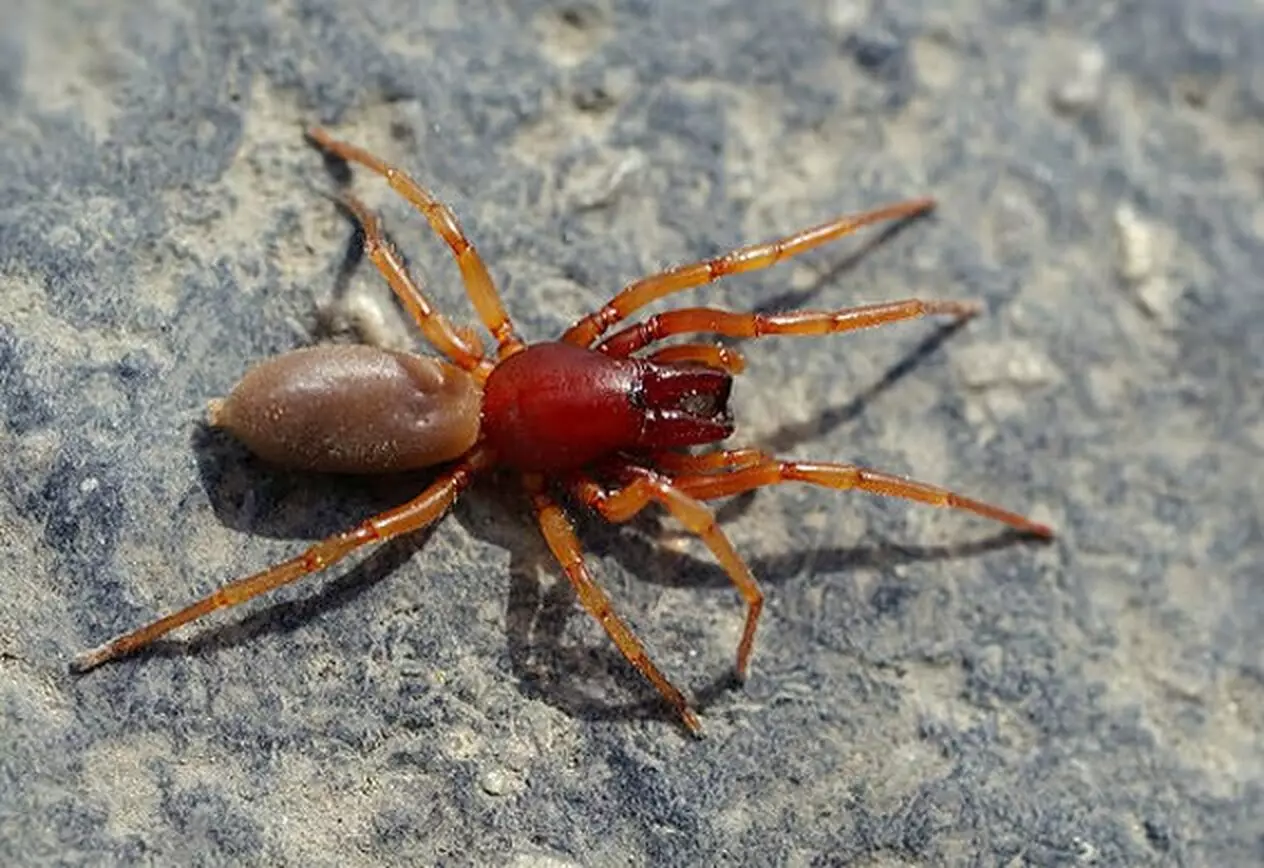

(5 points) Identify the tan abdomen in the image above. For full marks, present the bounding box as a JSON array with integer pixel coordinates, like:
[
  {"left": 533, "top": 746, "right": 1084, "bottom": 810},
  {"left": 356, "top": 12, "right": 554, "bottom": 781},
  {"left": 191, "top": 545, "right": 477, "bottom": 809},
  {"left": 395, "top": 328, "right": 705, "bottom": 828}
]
[{"left": 208, "top": 344, "right": 481, "bottom": 474}]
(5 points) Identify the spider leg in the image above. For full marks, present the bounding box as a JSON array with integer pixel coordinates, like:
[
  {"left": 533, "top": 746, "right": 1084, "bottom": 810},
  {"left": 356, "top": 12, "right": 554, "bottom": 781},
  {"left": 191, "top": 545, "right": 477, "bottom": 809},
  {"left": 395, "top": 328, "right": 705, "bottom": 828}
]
[
  {"left": 572, "top": 466, "right": 764, "bottom": 682},
  {"left": 71, "top": 450, "right": 491, "bottom": 674},
  {"left": 307, "top": 127, "right": 525, "bottom": 359},
  {"left": 333, "top": 192, "right": 491, "bottom": 377},
  {"left": 645, "top": 343, "right": 747, "bottom": 374},
  {"left": 647, "top": 448, "right": 766, "bottom": 476},
  {"left": 522, "top": 472, "right": 702, "bottom": 734},
  {"left": 597, "top": 298, "right": 978, "bottom": 357},
  {"left": 563, "top": 198, "right": 936, "bottom": 347},
  {"left": 672, "top": 452, "right": 1053, "bottom": 537}
]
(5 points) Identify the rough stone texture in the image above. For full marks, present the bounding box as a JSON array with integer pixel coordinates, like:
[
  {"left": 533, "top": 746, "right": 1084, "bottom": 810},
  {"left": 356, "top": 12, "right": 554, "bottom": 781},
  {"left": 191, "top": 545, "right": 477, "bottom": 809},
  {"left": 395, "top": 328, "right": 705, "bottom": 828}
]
[{"left": 2, "top": 1, "right": 1261, "bottom": 865}]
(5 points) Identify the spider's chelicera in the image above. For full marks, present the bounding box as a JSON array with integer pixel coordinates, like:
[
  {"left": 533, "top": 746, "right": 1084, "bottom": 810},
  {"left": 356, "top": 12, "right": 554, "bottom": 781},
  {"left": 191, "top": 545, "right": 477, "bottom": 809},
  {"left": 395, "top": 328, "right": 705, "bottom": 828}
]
[{"left": 72, "top": 128, "right": 1052, "bottom": 734}]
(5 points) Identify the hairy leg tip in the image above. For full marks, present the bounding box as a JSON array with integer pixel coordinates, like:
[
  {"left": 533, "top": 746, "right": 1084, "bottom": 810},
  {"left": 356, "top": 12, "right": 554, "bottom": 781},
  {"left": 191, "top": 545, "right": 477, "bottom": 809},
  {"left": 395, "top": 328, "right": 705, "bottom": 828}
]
[{"left": 69, "top": 648, "right": 107, "bottom": 674}]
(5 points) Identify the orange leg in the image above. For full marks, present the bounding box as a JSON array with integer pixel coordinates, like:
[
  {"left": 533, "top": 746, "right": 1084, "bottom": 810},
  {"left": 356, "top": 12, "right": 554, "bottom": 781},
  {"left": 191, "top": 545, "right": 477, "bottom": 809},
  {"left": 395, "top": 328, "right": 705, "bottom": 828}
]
[
  {"left": 334, "top": 192, "right": 490, "bottom": 377},
  {"left": 597, "top": 298, "right": 979, "bottom": 357},
  {"left": 563, "top": 198, "right": 936, "bottom": 348},
  {"left": 522, "top": 473, "right": 702, "bottom": 735},
  {"left": 71, "top": 450, "right": 491, "bottom": 673},
  {"left": 307, "top": 127, "right": 524, "bottom": 358},
  {"left": 648, "top": 447, "right": 766, "bottom": 476},
  {"left": 644, "top": 342, "right": 747, "bottom": 374},
  {"left": 672, "top": 453, "right": 1053, "bottom": 537},
  {"left": 573, "top": 468, "right": 764, "bottom": 682}
]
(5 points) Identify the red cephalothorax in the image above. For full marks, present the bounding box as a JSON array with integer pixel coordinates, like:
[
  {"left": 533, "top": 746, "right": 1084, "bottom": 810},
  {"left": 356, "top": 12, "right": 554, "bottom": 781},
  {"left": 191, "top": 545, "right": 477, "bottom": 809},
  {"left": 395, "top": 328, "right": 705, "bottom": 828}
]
[
  {"left": 480, "top": 341, "right": 734, "bottom": 472},
  {"left": 73, "top": 127, "right": 1052, "bottom": 735}
]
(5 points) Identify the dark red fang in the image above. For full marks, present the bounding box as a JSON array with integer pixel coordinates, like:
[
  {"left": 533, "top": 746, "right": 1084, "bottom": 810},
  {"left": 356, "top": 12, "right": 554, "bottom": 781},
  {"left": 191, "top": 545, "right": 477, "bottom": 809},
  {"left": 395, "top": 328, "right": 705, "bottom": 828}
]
[{"left": 635, "top": 364, "right": 734, "bottom": 449}]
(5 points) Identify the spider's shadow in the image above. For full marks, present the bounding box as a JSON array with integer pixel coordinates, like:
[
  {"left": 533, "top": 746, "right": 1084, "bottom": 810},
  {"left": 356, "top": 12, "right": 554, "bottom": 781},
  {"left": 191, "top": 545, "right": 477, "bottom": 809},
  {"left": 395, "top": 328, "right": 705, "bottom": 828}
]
[
  {"left": 700, "top": 205, "right": 961, "bottom": 524},
  {"left": 191, "top": 424, "right": 445, "bottom": 540},
  {"left": 159, "top": 415, "right": 1038, "bottom": 735},
  {"left": 748, "top": 204, "right": 933, "bottom": 316},
  {"left": 130, "top": 426, "right": 460, "bottom": 666},
  {"left": 131, "top": 175, "right": 457, "bottom": 669},
  {"left": 307, "top": 171, "right": 435, "bottom": 344},
  {"left": 137, "top": 523, "right": 435, "bottom": 664},
  {"left": 710, "top": 316, "right": 971, "bottom": 526},
  {"left": 452, "top": 317, "right": 1041, "bottom": 731},
  {"left": 492, "top": 504, "right": 1039, "bottom": 729}
]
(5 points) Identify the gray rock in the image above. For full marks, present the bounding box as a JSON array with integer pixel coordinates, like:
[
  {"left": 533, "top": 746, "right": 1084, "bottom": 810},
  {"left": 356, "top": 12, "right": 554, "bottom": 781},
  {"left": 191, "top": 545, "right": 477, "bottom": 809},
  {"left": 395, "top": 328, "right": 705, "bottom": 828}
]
[{"left": 2, "top": 0, "right": 1261, "bottom": 865}]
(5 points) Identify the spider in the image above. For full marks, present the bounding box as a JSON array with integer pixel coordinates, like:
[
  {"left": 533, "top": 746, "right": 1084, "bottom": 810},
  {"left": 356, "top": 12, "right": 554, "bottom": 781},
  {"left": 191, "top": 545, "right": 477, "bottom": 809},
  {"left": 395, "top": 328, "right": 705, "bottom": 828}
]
[{"left": 72, "top": 127, "right": 1053, "bottom": 734}]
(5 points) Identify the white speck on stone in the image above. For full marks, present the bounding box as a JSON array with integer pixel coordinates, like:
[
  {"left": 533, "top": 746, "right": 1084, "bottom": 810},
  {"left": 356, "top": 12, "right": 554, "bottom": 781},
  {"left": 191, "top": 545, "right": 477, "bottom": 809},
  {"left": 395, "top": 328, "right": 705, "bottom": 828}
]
[
  {"left": 318, "top": 288, "right": 414, "bottom": 353},
  {"left": 79, "top": 477, "right": 99, "bottom": 494},
  {"left": 1050, "top": 42, "right": 1107, "bottom": 114},
  {"left": 953, "top": 341, "right": 1060, "bottom": 389},
  {"left": 479, "top": 766, "right": 515, "bottom": 797},
  {"left": 1113, "top": 203, "right": 1155, "bottom": 285},
  {"left": 345, "top": 291, "right": 413, "bottom": 352},
  {"left": 826, "top": 0, "right": 869, "bottom": 34},
  {"left": 565, "top": 149, "right": 647, "bottom": 211},
  {"left": 1133, "top": 276, "right": 1181, "bottom": 328},
  {"left": 1074, "top": 836, "right": 1099, "bottom": 863},
  {"left": 1113, "top": 204, "right": 1180, "bottom": 327}
]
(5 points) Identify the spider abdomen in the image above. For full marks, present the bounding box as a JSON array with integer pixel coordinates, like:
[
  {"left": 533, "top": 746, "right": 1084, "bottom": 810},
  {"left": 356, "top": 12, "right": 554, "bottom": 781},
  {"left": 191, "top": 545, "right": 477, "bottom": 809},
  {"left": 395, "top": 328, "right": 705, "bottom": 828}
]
[
  {"left": 209, "top": 344, "right": 481, "bottom": 474},
  {"left": 481, "top": 341, "right": 735, "bottom": 472}
]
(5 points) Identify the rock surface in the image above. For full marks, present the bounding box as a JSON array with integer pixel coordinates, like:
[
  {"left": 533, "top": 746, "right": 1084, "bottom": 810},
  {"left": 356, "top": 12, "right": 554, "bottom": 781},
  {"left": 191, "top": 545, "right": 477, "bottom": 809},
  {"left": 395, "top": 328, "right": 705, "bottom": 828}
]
[{"left": 2, "top": 1, "right": 1261, "bottom": 864}]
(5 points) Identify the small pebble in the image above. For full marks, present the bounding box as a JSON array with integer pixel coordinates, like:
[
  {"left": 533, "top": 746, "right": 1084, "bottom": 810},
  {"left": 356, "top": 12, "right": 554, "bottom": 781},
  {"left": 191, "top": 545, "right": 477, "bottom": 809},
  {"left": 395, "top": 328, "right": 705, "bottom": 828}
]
[
  {"left": 1113, "top": 203, "right": 1155, "bottom": 285},
  {"left": 479, "top": 767, "right": 516, "bottom": 797},
  {"left": 826, "top": 0, "right": 868, "bottom": 35},
  {"left": 319, "top": 289, "right": 414, "bottom": 352},
  {"left": 1050, "top": 42, "right": 1107, "bottom": 114},
  {"left": 1113, "top": 203, "right": 1180, "bottom": 327}
]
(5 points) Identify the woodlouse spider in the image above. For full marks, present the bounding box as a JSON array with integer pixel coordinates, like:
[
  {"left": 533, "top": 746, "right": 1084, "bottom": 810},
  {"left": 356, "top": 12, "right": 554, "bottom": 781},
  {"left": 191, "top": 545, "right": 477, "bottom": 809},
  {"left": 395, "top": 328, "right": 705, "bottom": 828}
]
[{"left": 71, "top": 127, "right": 1053, "bottom": 734}]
